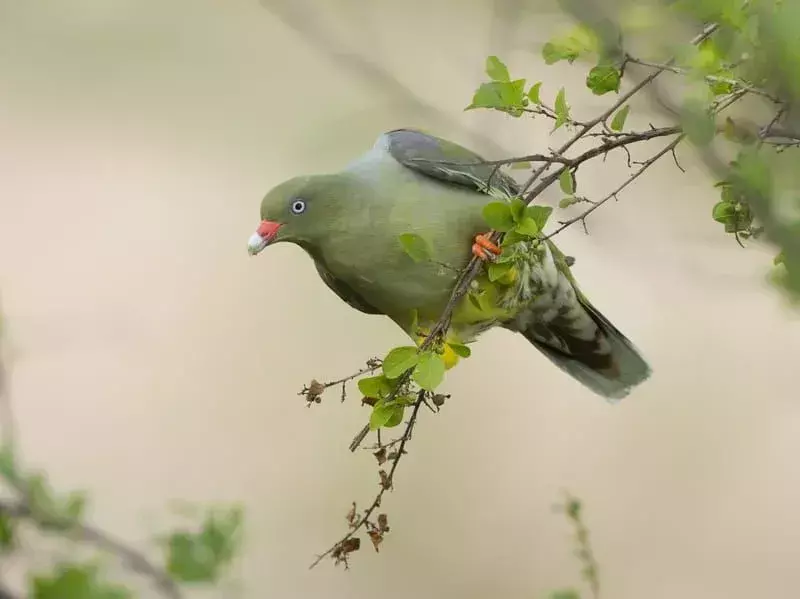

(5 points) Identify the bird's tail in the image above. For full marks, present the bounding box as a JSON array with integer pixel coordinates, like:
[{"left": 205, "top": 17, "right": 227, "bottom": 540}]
[{"left": 517, "top": 296, "right": 652, "bottom": 402}]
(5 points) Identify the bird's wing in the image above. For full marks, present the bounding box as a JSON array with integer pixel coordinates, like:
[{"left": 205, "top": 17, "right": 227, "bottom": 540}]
[
  {"left": 384, "top": 128, "right": 521, "bottom": 198},
  {"left": 313, "top": 262, "right": 383, "bottom": 315}
]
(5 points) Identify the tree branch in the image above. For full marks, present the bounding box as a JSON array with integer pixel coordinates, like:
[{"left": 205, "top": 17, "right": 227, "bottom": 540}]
[
  {"left": 0, "top": 312, "right": 183, "bottom": 598},
  {"left": 298, "top": 358, "right": 382, "bottom": 405},
  {"left": 546, "top": 134, "right": 685, "bottom": 238},
  {"left": 309, "top": 391, "right": 425, "bottom": 569},
  {"left": 624, "top": 56, "right": 780, "bottom": 102},
  {"left": 347, "top": 24, "right": 721, "bottom": 456}
]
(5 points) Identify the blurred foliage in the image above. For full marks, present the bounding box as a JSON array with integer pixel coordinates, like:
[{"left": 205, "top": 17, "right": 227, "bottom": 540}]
[
  {"left": 0, "top": 443, "right": 244, "bottom": 598},
  {"left": 0, "top": 309, "right": 244, "bottom": 598},
  {"left": 4, "top": 0, "right": 800, "bottom": 593},
  {"left": 540, "top": 0, "right": 800, "bottom": 301},
  {"left": 463, "top": 0, "right": 799, "bottom": 303}
]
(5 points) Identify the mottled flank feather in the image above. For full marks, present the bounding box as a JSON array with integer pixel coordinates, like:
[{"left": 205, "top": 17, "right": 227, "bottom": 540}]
[{"left": 502, "top": 242, "right": 650, "bottom": 400}]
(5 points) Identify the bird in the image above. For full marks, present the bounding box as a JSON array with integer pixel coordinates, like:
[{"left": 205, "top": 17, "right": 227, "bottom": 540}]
[{"left": 247, "top": 128, "right": 651, "bottom": 400}]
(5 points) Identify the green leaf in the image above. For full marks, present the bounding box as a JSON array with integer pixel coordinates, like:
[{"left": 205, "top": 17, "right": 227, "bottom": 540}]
[
  {"left": 384, "top": 405, "right": 405, "bottom": 428},
  {"left": 369, "top": 401, "right": 404, "bottom": 430},
  {"left": 510, "top": 197, "right": 527, "bottom": 223},
  {"left": 550, "top": 588, "right": 582, "bottom": 599},
  {"left": 0, "top": 444, "right": 19, "bottom": 483},
  {"left": 0, "top": 510, "right": 15, "bottom": 552},
  {"left": 515, "top": 217, "right": 540, "bottom": 237},
  {"left": 487, "top": 262, "right": 513, "bottom": 282},
  {"left": 467, "top": 288, "right": 494, "bottom": 313},
  {"left": 382, "top": 346, "right": 420, "bottom": 379},
  {"left": 731, "top": 146, "right": 773, "bottom": 199},
  {"left": 559, "top": 196, "right": 579, "bottom": 209},
  {"left": 527, "top": 82, "right": 542, "bottom": 104},
  {"left": 395, "top": 394, "right": 419, "bottom": 406},
  {"left": 510, "top": 161, "right": 530, "bottom": 170},
  {"left": 63, "top": 492, "right": 87, "bottom": 522},
  {"left": 165, "top": 507, "right": 243, "bottom": 584},
  {"left": 541, "top": 25, "right": 598, "bottom": 65},
  {"left": 466, "top": 80, "right": 527, "bottom": 116},
  {"left": 610, "top": 105, "right": 630, "bottom": 131},
  {"left": 559, "top": 169, "right": 575, "bottom": 194},
  {"left": 357, "top": 375, "right": 393, "bottom": 399},
  {"left": 687, "top": 38, "right": 723, "bottom": 74},
  {"left": 31, "top": 564, "right": 133, "bottom": 599},
  {"left": 485, "top": 55, "right": 510, "bottom": 81},
  {"left": 708, "top": 76, "right": 735, "bottom": 96},
  {"left": 712, "top": 201, "right": 735, "bottom": 224},
  {"left": 412, "top": 352, "right": 446, "bottom": 391},
  {"left": 449, "top": 343, "right": 472, "bottom": 358},
  {"left": 482, "top": 202, "right": 515, "bottom": 231},
  {"left": 586, "top": 64, "right": 621, "bottom": 95},
  {"left": 681, "top": 97, "right": 716, "bottom": 146},
  {"left": 500, "top": 230, "right": 526, "bottom": 246},
  {"left": 554, "top": 87, "right": 571, "bottom": 130},
  {"left": 525, "top": 205, "right": 554, "bottom": 230},
  {"left": 398, "top": 233, "right": 432, "bottom": 263}
]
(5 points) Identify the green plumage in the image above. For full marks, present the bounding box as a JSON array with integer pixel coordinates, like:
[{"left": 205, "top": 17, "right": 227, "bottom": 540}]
[{"left": 250, "top": 128, "right": 651, "bottom": 400}]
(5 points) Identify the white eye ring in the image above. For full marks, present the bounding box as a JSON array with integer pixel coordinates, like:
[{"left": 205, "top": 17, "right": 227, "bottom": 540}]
[{"left": 290, "top": 199, "right": 306, "bottom": 214}]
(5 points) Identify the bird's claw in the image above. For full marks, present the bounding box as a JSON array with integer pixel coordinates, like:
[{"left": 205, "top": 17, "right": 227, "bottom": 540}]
[{"left": 472, "top": 233, "right": 502, "bottom": 262}]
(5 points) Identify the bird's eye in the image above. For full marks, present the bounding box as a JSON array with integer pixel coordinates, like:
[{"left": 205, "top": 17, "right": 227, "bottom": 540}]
[{"left": 290, "top": 199, "right": 306, "bottom": 214}]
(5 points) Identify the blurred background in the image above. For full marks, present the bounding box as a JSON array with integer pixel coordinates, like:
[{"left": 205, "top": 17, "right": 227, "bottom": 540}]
[{"left": 1, "top": 0, "right": 799, "bottom": 597}]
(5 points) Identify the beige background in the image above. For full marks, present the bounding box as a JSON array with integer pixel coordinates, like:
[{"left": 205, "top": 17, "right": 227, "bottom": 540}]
[{"left": 1, "top": 1, "right": 799, "bottom": 597}]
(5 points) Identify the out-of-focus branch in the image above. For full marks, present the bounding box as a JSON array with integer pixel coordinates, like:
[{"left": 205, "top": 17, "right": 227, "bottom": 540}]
[
  {"left": 258, "top": 0, "right": 509, "bottom": 157},
  {"left": 0, "top": 307, "right": 184, "bottom": 599},
  {"left": 624, "top": 56, "right": 780, "bottom": 102}
]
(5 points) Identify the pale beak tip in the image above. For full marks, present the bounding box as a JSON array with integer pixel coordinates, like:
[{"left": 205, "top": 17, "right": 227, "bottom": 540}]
[{"left": 247, "top": 233, "right": 267, "bottom": 256}]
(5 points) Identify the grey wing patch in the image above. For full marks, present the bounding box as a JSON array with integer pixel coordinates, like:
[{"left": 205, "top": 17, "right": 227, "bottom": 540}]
[
  {"left": 314, "top": 262, "right": 383, "bottom": 315},
  {"left": 384, "top": 128, "right": 520, "bottom": 198}
]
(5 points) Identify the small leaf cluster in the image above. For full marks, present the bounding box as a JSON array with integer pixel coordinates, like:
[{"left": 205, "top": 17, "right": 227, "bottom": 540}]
[
  {"left": 358, "top": 341, "right": 458, "bottom": 431},
  {"left": 0, "top": 444, "right": 243, "bottom": 597},
  {"left": 536, "top": 2, "right": 800, "bottom": 300},
  {"left": 482, "top": 197, "right": 554, "bottom": 240},
  {"left": 162, "top": 506, "right": 243, "bottom": 584},
  {"left": 31, "top": 564, "right": 133, "bottom": 599},
  {"left": 542, "top": 23, "right": 623, "bottom": 97},
  {"left": 711, "top": 180, "right": 760, "bottom": 239},
  {"left": 0, "top": 445, "right": 87, "bottom": 543},
  {"left": 465, "top": 56, "right": 549, "bottom": 120}
]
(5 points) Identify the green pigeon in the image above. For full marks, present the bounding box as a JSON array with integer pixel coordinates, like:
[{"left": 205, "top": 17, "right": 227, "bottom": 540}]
[{"left": 248, "top": 129, "right": 651, "bottom": 400}]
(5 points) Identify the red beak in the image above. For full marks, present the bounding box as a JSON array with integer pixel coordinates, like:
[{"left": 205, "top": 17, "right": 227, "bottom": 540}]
[{"left": 247, "top": 220, "right": 282, "bottom": 255}]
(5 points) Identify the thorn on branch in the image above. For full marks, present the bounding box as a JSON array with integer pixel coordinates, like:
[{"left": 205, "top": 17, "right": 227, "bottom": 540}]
[
  {"left": 671, "top": 147, "right": 685, "bottom": 172},
  {"left": 621, "top": 145, "right": 632, "bottom": 168}
]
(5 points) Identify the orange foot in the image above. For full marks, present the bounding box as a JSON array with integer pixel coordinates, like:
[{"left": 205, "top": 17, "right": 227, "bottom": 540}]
[{"left": 472, "top": 233, "right": 502, "bottom": 261}]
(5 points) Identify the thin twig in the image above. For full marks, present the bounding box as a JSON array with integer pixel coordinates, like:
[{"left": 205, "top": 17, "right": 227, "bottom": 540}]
[
  {"left": 409, "top": 125, "right": 681, "bottom": 171},
  {"left": 298, "top": 359, "right": 382, "bottom": 398},
  {"left": 0, "top": 497, "right": 183, "bottom": 598},
  {"left": 348, "top": 25, "right": 712, "bottom": 450},
  {"left": 324, "top": 20, "right": 726, "bottom": 570},
  {"left": 546, "top": 135, "right": 685, "bottom": 238},
  {"left": 309, "top": 393, "right": 425, "bottom": 569},
  {"left": 625, "top": 56, "right": 780, "bottom": 102}
]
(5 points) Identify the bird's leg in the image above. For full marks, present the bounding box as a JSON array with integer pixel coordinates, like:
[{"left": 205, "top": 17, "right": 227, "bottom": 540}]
[{"left": 472, "top": 233, "right": 502, "bottom": 261}]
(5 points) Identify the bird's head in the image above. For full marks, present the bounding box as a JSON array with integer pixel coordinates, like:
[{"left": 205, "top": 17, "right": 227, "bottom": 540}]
[{"left": 247, "top": 175, "right": 336, "bottom": 256}]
